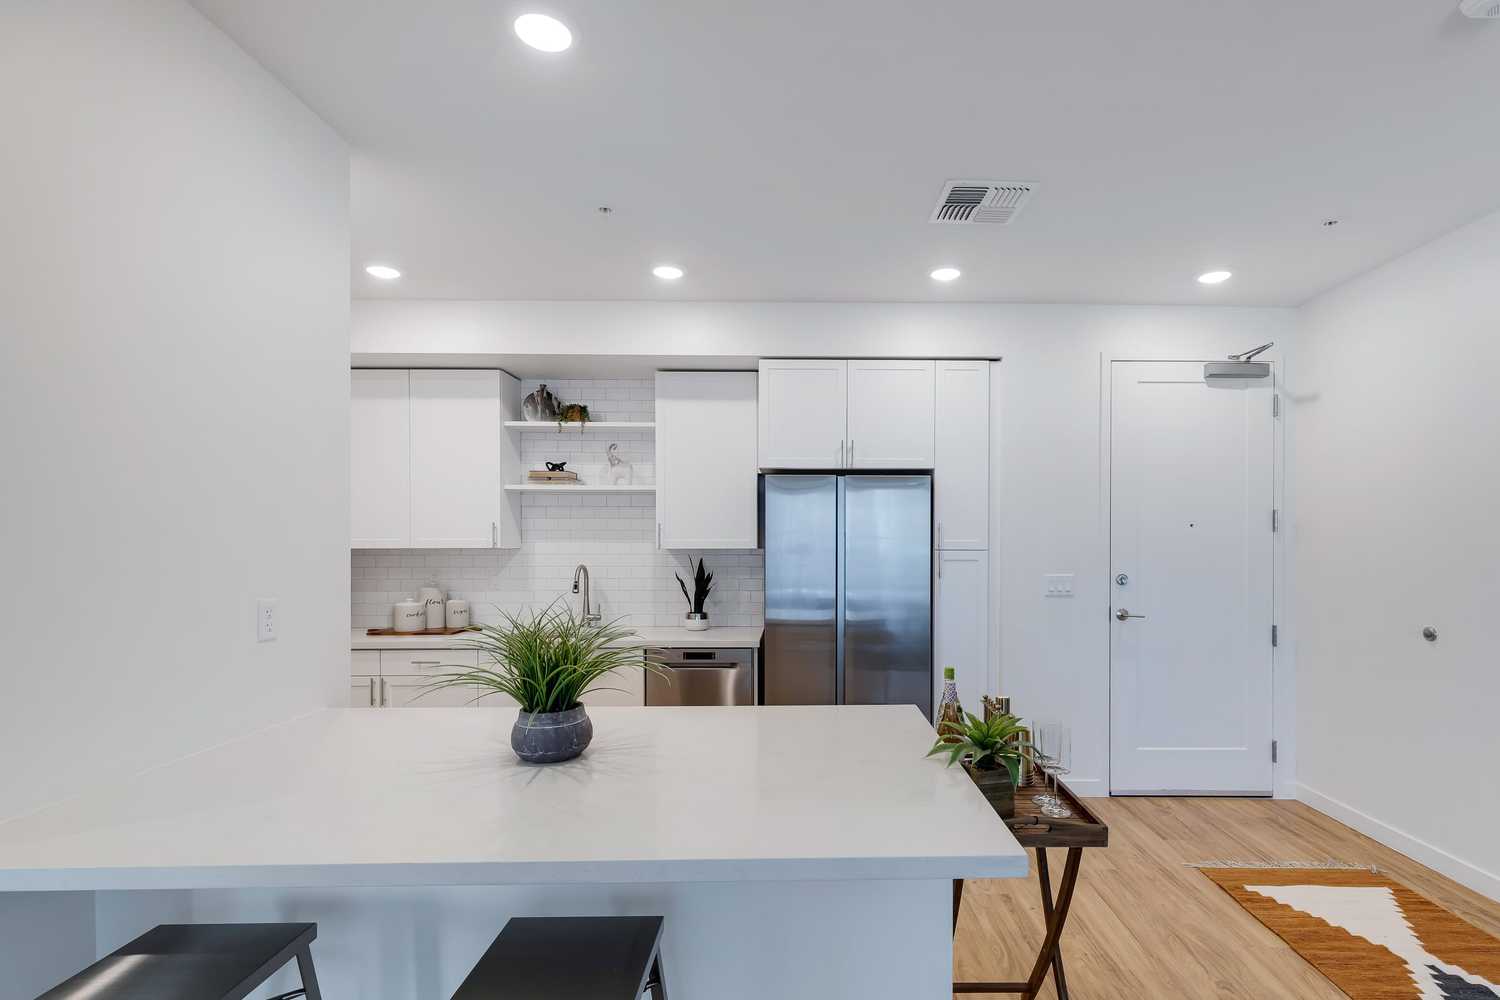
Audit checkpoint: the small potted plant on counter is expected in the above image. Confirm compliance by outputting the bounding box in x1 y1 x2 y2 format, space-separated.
420 604 647 764
926 712 1031 819
675 556 713 631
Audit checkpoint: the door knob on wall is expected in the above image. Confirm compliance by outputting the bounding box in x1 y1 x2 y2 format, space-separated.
1115 608 1145 622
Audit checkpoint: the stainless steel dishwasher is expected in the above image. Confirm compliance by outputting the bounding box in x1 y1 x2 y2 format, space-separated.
644 647 756 706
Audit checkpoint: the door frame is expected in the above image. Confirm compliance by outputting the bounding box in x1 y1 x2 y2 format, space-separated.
1098 355 1291 798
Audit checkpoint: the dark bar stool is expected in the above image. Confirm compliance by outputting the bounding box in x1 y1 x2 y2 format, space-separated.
452 916 668 1000
38 922 321 1000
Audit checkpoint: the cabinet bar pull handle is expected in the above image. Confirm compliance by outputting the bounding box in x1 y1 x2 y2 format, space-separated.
839 440 844 467
491 521 497 548
369 677 376 707
849 439 854 465
379 678 388 707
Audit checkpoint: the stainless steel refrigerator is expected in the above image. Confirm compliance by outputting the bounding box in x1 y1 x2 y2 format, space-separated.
762 474 933 716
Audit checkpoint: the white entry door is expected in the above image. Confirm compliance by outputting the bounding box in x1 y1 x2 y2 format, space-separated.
1110 361 1275 795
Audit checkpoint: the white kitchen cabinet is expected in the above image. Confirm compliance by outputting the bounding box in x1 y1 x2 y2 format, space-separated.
350 676 378 708
934 361 989 549
410 370 503 549
351 369 521 551
579 665 646 707
351 370 412 548
846 360 935 469
381 675 475 708
657 371 758 549
379 649 477 675
935 549 989 713
758 360 847 468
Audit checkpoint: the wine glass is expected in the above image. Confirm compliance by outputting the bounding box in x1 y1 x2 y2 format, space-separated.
1032 720 1061 812
1037 723 1073 818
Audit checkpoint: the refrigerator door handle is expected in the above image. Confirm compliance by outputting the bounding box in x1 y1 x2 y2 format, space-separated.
835 475 846 704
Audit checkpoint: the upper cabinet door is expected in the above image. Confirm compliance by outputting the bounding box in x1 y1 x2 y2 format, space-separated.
351 370 412 548
934 361 989 549
758 360 848 469
657 371 759 549
846 360 936 468
409 370 501 549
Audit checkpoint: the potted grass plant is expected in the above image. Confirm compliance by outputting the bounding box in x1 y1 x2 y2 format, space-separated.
420 603 647 764
675 557 713 630
927 712 1031 819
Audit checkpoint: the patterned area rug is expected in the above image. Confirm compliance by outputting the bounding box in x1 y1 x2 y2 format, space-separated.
1200 866 1500 999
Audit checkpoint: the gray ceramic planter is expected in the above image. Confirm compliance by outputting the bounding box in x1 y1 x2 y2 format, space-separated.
511 705 593 764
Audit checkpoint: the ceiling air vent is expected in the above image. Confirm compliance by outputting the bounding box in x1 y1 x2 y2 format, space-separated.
930 180 1036 225
1459 0 1500 17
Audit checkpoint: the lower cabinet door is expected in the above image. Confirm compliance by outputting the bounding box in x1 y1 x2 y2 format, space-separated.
351 676 378 707
381 675 475 708
579 666 646 707
934 550 990 714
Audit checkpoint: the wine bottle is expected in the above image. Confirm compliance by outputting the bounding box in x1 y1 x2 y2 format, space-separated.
937 667 963 742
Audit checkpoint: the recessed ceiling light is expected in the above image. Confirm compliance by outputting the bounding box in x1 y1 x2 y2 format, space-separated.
930 267 961 282
514 13 572 52
365 264 401 280
1196 270 1232 285
652 264 684 280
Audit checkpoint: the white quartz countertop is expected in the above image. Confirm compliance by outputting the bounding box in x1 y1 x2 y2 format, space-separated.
351 625 763 650
0 706 1025 892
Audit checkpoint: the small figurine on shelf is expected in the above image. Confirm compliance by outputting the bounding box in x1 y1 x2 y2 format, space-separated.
605 443 634 485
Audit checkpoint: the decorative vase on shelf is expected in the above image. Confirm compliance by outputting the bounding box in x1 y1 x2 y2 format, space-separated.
683 612 709 631
512 705 593 764
521 383 559 422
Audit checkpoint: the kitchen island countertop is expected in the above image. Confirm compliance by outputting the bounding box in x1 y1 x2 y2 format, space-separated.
0 705 1023 892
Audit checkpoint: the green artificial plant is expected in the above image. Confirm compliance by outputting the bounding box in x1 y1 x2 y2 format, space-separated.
927 712 1032 786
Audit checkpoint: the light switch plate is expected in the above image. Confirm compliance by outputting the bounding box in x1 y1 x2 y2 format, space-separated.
257 599 277 642
1044 574 1074 597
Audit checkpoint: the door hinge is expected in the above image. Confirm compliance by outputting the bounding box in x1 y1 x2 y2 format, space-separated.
1272 393 1280 418
1272 739 1279 763
1272 508 1279 532
1271 624 1279 647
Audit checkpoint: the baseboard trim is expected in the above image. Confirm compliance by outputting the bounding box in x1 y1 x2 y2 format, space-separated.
1296 781 1500 903
1063 777 1104 797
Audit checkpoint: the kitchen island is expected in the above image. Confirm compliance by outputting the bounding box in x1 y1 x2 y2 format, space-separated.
0 705 1026 998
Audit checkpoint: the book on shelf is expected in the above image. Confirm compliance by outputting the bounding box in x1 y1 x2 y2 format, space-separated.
527 469 579 482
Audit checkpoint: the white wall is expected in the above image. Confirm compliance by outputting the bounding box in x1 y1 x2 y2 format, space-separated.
354 300 1297 793
0 0 350 844
1291 208 1500 900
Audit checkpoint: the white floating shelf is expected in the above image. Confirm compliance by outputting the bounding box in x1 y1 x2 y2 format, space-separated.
503 421 655 432
504 483 657 494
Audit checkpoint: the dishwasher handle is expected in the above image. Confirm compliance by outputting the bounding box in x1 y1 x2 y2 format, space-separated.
645 647 751 668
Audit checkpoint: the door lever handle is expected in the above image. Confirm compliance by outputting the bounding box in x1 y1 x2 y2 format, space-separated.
1115 608 1146 622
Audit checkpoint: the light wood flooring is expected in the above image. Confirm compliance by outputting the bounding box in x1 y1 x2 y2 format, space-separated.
954 798 1500 999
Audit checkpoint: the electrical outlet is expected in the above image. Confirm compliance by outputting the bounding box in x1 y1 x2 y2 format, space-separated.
257 599 278 642
1044 574 1075 598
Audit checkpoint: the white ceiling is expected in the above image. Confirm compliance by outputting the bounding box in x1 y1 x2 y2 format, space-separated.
193 0 1500 305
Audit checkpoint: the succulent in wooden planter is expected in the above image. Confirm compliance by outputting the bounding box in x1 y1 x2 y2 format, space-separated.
927 711 1032 820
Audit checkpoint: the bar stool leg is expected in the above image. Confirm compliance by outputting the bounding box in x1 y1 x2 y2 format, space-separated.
644 953 669 1000
296 945 324 1000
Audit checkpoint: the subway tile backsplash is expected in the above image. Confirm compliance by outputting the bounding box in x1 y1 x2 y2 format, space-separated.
352 377 764 631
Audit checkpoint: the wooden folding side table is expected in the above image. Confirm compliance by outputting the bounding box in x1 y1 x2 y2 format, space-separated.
952 779 1109 1000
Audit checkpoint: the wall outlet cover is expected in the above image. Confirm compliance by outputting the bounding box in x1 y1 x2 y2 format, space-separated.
257 598 277 642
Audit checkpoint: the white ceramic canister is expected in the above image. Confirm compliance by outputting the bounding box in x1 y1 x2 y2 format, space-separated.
393 596 426 633
419 583 446 629
445 599 470 629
